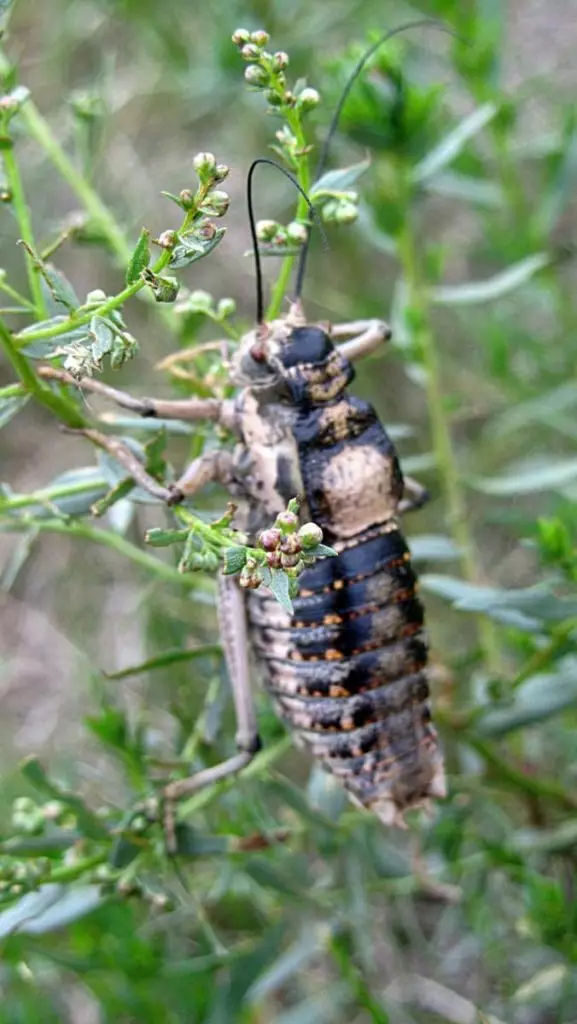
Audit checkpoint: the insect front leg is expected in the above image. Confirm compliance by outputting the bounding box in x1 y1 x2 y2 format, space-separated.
163 575 260 853
330 319 391 362
399 475 430 515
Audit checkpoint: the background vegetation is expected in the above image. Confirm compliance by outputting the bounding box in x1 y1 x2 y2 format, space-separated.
1 1 576 1021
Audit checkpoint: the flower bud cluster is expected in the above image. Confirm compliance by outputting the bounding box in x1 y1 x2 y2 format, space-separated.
319 190 359 226
232 27 320 114
256 218 309 251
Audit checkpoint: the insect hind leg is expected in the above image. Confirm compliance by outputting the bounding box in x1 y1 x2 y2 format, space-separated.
162 575 260 853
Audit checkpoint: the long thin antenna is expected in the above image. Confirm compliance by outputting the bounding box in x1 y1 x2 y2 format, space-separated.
294 19 459 299
246 157 318 325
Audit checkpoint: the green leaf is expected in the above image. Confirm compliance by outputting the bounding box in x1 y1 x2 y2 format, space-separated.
412 103 497 183
103 644 222 680
423 170 504 207
40 263 80 313
0 393 29 429
222 546 248 575
409 534 462 562
145 526 189 547
20 758 108 839
0 884 103 937
268 568 293 614
469 458 577 495
18 316 89 357
244 857 307 898
477 659 577 736
311 159 370 197
89 315 115 362
169 227 225 269
420 574 577 624
306 543 338 558
430 253 549 305
91 476 135 516
125 227 151 285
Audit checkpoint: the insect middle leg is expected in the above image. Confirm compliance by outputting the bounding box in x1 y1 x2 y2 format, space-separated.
163 575 260 852
330 319 392 362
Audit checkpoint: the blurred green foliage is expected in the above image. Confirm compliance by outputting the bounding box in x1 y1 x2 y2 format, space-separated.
1 0 577 1021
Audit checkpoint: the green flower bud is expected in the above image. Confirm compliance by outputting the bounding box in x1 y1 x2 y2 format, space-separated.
244 63 267 86
251 30 270 47
239 567 262 589
241 43 262 61
266 550 283 569
151 274 179 303
273 51 289 70
217 297 236 318
298 87 321 111
286 221 309 245
86 288 107 304
199 190 230 217
193 152 217 176
232 28 251 45
265 89 283 107
275 510 299 533
281 551 301 569
187 289 214 312
214 163 230 182
256 219 279 241
335 201 358 225
179 189 195 209
298 522 324 548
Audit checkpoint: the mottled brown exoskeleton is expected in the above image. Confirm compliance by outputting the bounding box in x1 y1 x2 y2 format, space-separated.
56 25 448 846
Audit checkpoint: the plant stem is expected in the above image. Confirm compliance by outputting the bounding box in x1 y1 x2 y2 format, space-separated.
0 64 131 265
14 278 145 346
468 736 577 812
1 516 197 588
266 114 311 321
395 174 502 678
2 138 47 319
0 319 86 427
0 478 108 513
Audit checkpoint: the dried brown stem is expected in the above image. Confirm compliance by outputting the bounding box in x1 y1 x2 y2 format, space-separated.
65 426 173 503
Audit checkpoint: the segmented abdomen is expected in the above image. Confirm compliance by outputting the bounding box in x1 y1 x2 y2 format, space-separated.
244 386 445 823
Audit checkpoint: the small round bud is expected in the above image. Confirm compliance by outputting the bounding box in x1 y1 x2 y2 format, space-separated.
298 87 321 111
298 522 323 548
217 297 236 318
241 43 262 61
193 151 216 175
256 219 279 242
86 288 107 304
281 552 301 569
275 510 299 533
156 229 177 249
282 90 295 106
188 289 214 312
265 89 283 107
179 189 195 209
281 533 302 555
42 800 66 821
232 28 250 45
198 221 217 240
199 190 230 217
286 221 309 245
272 229 288 247
251 30 270 47
273 51 289 70
259 527 281 551
214 163 229 182
334 201 358 225
244 63 267 86
239 568 262 590
266 550 283 569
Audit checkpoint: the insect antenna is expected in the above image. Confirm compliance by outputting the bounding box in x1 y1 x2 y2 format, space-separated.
246 157 320 325
294 19 461 300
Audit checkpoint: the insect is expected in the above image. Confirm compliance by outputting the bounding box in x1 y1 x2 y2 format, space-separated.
49 23 448 845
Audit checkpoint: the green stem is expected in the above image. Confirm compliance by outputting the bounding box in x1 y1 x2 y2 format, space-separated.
1 517 198 588
0 478 108 513
0 76 131 264
2 139 47 319
0 319 86 427
14 278 144 346
0 276 37 311
395 170 502 678
266 113 311 321
468 736 577 812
